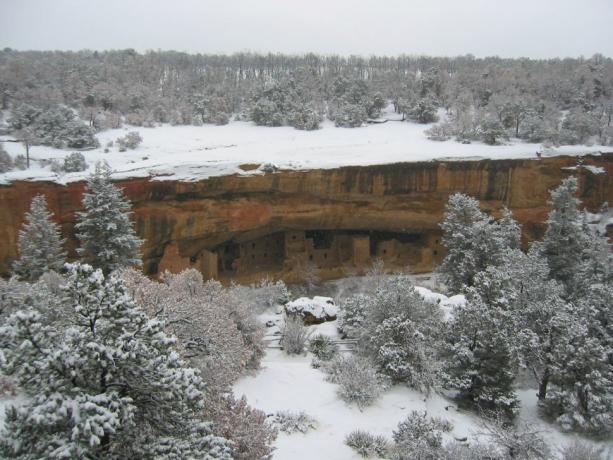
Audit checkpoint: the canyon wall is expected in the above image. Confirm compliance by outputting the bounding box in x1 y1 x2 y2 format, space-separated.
0 154 611 283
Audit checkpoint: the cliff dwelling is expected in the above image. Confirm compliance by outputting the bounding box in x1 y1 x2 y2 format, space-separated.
157 228 447 284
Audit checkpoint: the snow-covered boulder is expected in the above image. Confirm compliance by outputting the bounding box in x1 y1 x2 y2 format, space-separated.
285 296 338 324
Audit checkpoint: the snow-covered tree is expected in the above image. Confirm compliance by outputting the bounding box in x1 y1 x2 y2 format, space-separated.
13 194 66 281
543 309 613 436
203 393 277 460
443 291 519 416
463 248 567 402
288 102 322 130
0 144 13 173
479 117 507 145
408 98 439 123
539 177 589 292
76 162 142 274
0 263 232 459
62 151 88 172
439 194 520 292
361 275 444 394
122 268 265 390
116 131 143 151
390 411 452 460
338 294 369 338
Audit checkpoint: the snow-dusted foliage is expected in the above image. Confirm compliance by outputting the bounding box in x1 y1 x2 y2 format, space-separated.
116 131 143 151
531 177 613 436
442 291 520 415
344 430 390 458
0 263 231 459
308 334 338 361
0 144 13 173
438 193 521 292
479 416 551 460
122 268 265 390
62 151 88 172
337 293 369 338
388 411 453 460
12 194 66 281
9 104 98 148
539 177 589 291
543 307 613 436
203 393 277 460
230 277 290 311
76 161 142 274
322 354 387 408
281 314 311 355
272 411 317 434
560 440 607 460
360 275 444 393
408 97 439 123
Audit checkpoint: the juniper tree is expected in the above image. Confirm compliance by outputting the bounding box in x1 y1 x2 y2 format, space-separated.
442 282 520 416
361 275 444 394
0 263 232 459
544 307 613 436
13 194 66 281
76 162 142 274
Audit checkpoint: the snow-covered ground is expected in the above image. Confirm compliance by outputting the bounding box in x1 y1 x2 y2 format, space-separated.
1 109 609 185
234 283 613 460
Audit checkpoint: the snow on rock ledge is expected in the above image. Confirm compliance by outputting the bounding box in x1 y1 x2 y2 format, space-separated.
285 296 338 325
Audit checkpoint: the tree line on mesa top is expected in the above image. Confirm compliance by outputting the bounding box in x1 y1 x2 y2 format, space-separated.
0 49 612 149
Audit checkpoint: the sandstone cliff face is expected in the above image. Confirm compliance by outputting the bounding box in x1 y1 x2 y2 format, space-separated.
0 154 611 282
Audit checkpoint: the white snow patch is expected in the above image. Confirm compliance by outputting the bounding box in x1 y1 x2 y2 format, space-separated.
583 165 606 174
285 296 338 320
0 118 609 185
414 286 466 321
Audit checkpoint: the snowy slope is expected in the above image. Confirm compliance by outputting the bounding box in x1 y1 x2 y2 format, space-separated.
0 112 608 185
234 287 613 460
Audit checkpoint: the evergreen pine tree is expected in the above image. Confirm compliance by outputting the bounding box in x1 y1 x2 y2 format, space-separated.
539 177 588 291
0 263 232 459
76 162 142 274
13 194 66 281
439 193 491 292
439 194 520 293
442 293 519 416
544 305 613 436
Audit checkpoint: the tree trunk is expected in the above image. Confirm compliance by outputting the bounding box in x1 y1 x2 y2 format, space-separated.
537 371 549 400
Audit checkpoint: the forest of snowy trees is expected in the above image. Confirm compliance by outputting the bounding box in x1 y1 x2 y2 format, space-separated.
0 162 288 458
1 50 613 149
0 152 611 457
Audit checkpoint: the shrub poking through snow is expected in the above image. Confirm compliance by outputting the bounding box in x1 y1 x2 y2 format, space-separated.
309 334 338 361
273 411 317 434
390 411 453 459
204 393 277 460
478 414 551 460
345 430 390 458
323 354 386 408
338 294 368 338
441 441 502 460
116 131 143 151
559 440 606 460
62 151 87 172
281 314 312 355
